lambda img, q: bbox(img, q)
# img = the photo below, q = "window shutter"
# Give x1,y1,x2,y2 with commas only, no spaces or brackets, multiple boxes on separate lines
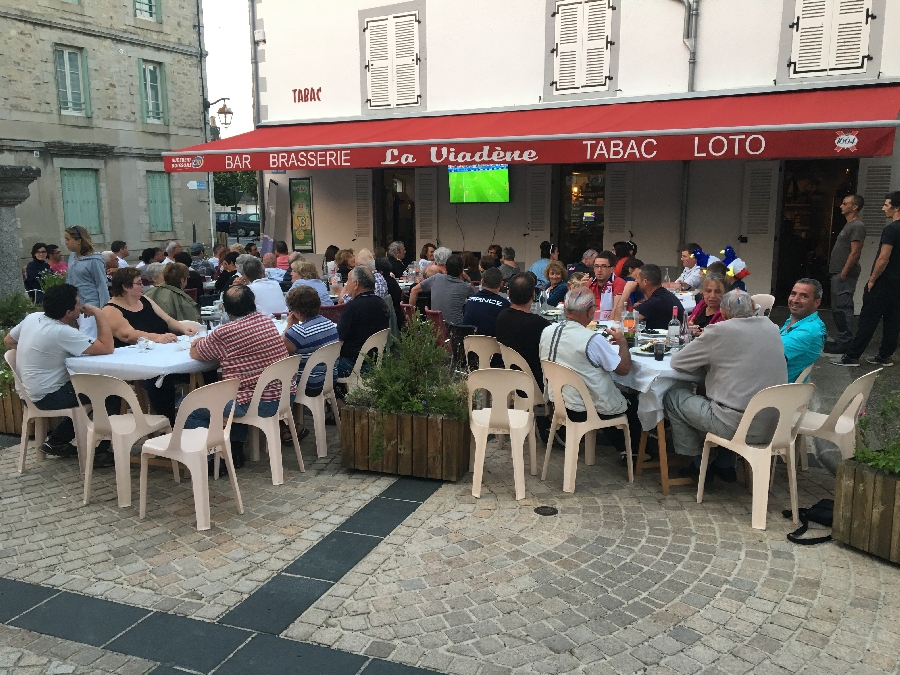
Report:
147,172,174,233
828,0,872,73
858,159,892,237
415,168,437,254
604,165,632,235
158,63,169,125
554,1,581,91
739,160,780,294
526,166,551,237
138,59,148,122
365,17,391,109
81,50,92,118
582,0,610,88
789,0,831,77
60,169,102,235
392,12,420,107
355,171,372,244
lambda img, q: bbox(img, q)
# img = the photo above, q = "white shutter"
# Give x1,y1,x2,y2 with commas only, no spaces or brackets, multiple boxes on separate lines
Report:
740,160,781,294
604,165,632,235
828,0,872,73
582,0,610,89
392,12,420,106
526,166,551,236
854,158,892,307
554,1,581,91
415,168,437,253
365,17,391,109
355,171,373,244
789,0,831,77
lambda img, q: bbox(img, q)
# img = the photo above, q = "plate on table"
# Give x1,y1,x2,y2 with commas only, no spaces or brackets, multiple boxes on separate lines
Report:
630,340,671,357
543,309,562,316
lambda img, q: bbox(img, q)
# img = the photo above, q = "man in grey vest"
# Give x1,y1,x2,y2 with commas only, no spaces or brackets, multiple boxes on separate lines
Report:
824,194,866,354
539,287,641,462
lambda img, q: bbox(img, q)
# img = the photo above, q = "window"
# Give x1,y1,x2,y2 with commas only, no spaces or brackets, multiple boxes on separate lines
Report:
60,169,102,235
55,47,88,115
788,0,875,77
364,11,420,109
146,172,173,233
135,0,160,21
140,60,167,124
552,0,614,93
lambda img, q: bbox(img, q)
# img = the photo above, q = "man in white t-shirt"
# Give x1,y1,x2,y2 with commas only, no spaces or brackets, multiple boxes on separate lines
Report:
233,255,288,315
675,243,702,291
4,284,115,462
111,240,130,267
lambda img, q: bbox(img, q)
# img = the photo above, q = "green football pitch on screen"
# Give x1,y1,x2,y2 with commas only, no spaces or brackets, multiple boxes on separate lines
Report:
448,164,510,203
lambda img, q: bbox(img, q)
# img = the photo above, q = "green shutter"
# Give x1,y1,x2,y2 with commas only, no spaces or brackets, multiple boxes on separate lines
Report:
81,49,92,117
138,58,148,122
156,0,162,23
159,63,169,125
147,172,173,232
60,169,102,235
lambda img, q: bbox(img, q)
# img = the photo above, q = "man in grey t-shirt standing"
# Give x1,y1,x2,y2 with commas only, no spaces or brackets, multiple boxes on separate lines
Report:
824,194,866,354
408,254,474,325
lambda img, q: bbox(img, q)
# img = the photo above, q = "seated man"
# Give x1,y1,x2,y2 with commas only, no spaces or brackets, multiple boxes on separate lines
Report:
634,263,684,330
189,243,215,277
408,254,474,326
496,273,551,391
336,266,390,378
189,285,295,468
3,284,116,466
588,251,626,320
234,255,288,315
675,243,702,291
664,290,787,482
781,278,827,382
567,248,598,279
463,267,508,336
262,252,286,281
539,287,641,460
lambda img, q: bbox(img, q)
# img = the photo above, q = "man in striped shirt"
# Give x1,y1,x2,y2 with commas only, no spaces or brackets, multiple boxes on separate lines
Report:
188,285,296,470
283,285,339,439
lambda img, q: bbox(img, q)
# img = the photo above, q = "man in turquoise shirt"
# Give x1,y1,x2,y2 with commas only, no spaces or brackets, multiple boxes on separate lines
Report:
780,278,827,382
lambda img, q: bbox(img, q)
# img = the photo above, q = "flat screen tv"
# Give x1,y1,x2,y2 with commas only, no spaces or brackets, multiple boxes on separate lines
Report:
448,164,509,203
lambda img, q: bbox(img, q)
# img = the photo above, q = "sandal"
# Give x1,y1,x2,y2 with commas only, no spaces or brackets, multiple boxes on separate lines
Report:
279,421,294,444
297,428,309,443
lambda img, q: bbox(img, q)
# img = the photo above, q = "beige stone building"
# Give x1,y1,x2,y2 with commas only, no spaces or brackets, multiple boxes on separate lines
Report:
0,0,210,265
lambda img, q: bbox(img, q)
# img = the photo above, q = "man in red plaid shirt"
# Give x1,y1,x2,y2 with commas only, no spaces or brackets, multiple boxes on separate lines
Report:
188,285,296,469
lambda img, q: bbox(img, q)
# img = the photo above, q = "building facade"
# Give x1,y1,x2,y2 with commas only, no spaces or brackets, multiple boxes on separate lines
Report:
0,0,211,266
168,0,900,305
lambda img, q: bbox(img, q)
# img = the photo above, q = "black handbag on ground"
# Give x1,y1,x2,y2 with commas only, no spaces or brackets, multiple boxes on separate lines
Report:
782,499,833,545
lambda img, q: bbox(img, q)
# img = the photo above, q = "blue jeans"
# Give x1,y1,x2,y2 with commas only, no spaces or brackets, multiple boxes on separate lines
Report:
33,381,120,445
335,357,354,379
183,397,289,444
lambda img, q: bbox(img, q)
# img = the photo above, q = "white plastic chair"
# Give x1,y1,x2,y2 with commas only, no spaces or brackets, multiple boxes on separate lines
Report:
464,335,501,371
541,360,633,493
336,328,388,392
794,363,814,384
468,369,535,501
295,341,342,458
697,383,814,530
5,350,88,474
795,368,880,470
751,294,775,317
139,379,242,531
70,374,172,507
499,344,544,475
243,354,305,485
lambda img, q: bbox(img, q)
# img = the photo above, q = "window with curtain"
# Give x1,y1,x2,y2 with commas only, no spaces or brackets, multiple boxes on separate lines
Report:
142,61,165,123
55,48,86,115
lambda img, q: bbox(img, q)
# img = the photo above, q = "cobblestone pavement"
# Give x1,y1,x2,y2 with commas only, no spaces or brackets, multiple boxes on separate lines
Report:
1,406,899,674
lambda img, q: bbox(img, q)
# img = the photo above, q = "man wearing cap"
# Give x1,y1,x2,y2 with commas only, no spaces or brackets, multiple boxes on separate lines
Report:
189,243,215,277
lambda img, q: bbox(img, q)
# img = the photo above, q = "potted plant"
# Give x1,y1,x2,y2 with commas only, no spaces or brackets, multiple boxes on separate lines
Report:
341,316,470,480
0,292,35,435
833,383,900,562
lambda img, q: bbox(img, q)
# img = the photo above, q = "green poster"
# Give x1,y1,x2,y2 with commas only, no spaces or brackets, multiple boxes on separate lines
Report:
289,178,314,252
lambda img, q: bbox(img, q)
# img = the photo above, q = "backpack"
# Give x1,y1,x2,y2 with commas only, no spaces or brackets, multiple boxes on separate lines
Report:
782,499,833,545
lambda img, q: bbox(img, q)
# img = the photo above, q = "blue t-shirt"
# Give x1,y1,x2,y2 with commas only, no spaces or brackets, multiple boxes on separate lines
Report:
780,312,826,382
463,290,510,336
285,314,339,391
529,259,550,288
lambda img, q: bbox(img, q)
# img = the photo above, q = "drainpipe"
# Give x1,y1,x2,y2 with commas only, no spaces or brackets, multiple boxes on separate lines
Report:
674,0,699,247
195,0,215,246
249,0,267,242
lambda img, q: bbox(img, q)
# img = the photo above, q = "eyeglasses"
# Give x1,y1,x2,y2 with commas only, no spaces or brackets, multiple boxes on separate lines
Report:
594,264,612,269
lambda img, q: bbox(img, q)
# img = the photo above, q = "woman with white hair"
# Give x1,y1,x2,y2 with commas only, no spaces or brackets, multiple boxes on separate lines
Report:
347,248,387,298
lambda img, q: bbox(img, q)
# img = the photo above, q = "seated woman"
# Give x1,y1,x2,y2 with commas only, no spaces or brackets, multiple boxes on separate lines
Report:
688,274,727,335
215,251,240,293
334,248,355,282
144,262,201,322
282,285,340,441
24,243,51,298
275,240,291,270
290,261,333,306
612,257,644,320
173,251,205,296
462,251,481,284
544,260,569,307
102,267,198,423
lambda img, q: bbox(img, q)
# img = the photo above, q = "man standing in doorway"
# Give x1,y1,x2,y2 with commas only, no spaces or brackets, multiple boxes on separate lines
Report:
824,195,866,354
833,191,900,367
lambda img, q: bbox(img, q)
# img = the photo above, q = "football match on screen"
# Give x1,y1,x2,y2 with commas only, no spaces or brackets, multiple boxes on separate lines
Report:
448,164,510,203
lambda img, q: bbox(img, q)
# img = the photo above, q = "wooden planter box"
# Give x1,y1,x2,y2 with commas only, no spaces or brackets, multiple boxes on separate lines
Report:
340,406,470,481
833,460,900,563
0,382,23,436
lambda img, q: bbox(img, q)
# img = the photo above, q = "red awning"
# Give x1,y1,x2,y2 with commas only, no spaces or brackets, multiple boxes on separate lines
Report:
165,85,900,172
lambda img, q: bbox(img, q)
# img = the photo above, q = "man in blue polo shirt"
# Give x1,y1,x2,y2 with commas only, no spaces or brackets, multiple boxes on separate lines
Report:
780,278,827,382
463,267,508,336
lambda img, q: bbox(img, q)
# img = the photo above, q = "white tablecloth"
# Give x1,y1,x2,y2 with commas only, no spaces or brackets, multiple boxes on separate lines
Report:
675,292,696,312
612,353,703,431
66,338,217,384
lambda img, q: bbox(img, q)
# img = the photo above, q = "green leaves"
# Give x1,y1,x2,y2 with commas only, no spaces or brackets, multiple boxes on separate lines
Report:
854,378,900,476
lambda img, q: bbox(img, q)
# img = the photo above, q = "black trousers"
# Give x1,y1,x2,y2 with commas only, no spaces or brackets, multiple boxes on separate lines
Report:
846,279,900,360
33,382,120,445
565,391,641,455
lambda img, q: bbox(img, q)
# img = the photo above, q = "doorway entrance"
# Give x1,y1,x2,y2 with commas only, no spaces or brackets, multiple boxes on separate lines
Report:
557,165,606,267
374,169,416,260
775,159,859,305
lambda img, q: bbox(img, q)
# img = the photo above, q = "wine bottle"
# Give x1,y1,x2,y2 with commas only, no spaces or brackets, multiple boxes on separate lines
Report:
667,307,680,348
